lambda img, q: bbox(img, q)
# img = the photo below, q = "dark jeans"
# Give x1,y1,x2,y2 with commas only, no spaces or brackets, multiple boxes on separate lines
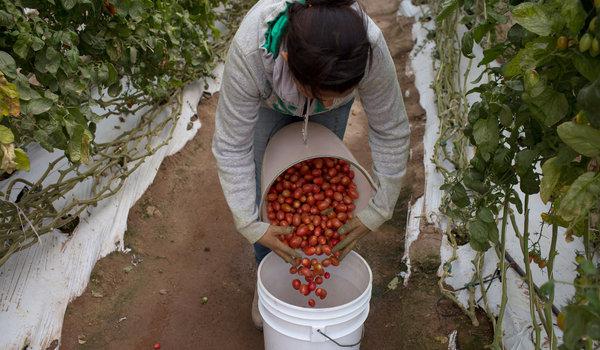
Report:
252,100,353,263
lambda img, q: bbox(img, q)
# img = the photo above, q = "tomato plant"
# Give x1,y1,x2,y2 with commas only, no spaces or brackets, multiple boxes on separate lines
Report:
435,0,600,348
0,0,223,173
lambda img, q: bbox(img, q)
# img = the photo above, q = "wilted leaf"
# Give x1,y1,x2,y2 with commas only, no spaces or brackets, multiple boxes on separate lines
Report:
540,157,562,204
13,148,30,171
557,172,600,222
0,125,14,144
557,122,600,158
512,3,553,36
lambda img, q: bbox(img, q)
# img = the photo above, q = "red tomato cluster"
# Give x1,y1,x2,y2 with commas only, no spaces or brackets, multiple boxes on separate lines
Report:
266,157,359,307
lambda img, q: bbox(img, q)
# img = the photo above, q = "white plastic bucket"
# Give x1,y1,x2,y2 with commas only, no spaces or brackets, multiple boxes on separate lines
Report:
257,251,373,350
259,122,376,219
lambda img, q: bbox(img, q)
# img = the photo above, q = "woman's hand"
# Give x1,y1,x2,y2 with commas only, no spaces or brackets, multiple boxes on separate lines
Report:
332,217,371,261
257,225,303,263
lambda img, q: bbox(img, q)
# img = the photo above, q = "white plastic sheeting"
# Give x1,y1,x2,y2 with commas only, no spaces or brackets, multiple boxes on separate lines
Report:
401,1,583,348
0,65,223,350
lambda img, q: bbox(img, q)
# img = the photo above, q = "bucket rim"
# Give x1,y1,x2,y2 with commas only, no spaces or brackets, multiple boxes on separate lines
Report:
257,250,373,315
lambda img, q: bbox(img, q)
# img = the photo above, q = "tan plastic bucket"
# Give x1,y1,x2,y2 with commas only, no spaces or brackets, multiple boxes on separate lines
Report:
259,122,376,220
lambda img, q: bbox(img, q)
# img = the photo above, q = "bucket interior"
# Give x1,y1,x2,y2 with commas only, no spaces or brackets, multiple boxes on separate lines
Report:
258,251,371,309
260,158,374,221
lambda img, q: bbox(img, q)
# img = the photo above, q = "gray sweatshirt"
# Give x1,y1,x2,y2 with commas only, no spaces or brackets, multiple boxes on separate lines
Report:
212,0,410,244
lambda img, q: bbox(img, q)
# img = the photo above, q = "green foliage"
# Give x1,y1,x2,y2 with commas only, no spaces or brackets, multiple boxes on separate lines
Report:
0,0,223,173
437,0,600,348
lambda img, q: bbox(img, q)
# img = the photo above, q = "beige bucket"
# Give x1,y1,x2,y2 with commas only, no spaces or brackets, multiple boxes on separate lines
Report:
259,122,376,220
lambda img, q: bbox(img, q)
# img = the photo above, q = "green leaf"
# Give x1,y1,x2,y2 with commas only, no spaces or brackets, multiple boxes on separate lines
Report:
16,80,40,101
559,0,586,35
573,53,600,82
13,148,30,171
525,87,569,127
577,79,600,128
461,31,475,58
0,51,17,79
540,157,562,204
451,183,470,208
0,125,15,143
473,117,499,158
477,207,495,223
515,149,538,176
68,125,84,162
473,22,493,43
25,98,53,115
13,35,30,59
479,44,505,66
557,122,600,158
436,0,459,24
61,0,77,10
512,2,553,37
468,218,499,248
557,172,600,221
520,170,540,195
539,280,554,297
563,304,600,348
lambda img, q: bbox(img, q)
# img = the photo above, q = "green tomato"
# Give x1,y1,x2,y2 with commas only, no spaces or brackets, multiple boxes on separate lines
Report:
579,33,593,52
591,38,600,57
590,17,598,33
556,36,569,50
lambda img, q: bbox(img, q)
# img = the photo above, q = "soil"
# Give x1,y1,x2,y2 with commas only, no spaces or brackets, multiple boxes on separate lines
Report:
61,2,493,349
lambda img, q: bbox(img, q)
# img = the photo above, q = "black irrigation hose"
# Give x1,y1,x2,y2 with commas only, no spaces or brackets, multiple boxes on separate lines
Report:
438,253,561,318
504,252,560,317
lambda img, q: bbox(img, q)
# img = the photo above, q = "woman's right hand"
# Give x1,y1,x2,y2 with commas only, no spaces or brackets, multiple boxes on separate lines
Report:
257,225,302,263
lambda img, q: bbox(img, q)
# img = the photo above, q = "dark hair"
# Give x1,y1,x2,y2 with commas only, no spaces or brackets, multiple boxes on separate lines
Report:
285,0,372,98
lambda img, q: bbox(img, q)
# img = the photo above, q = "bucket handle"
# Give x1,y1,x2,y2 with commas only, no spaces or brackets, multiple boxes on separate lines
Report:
316,328,363,348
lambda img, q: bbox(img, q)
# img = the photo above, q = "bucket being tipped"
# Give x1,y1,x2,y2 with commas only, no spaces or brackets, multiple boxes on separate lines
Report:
258,122,375,349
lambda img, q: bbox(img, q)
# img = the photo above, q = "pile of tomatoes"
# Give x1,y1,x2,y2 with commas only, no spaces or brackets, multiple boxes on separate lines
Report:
265,157,359,307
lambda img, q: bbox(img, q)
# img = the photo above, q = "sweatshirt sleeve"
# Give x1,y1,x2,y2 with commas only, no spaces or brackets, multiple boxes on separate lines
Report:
212,42,269,244
356,31,411,232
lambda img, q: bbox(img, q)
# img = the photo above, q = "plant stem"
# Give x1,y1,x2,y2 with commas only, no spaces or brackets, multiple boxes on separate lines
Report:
544,222,559,349
520,195,542,349
492,191,511,349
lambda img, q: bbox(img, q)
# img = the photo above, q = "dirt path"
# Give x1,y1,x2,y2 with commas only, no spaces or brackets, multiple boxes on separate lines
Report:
61,3,492,349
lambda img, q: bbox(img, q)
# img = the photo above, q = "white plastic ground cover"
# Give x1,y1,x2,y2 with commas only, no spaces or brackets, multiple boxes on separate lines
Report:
401,1,584,348
0,64,223,350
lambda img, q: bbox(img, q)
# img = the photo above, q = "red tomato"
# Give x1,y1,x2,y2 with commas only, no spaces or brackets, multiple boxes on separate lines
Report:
322,245,332,256
324,272,331,279
305,246,316,255
333,192,343,202
292,279,301,290
328,168,337,177
318,236,327,245
308,299,316,307
341,176,351,186
300,284,310,296
313,177,324,186
289,236,302,249
315,246,322,255
337,212,348,222
319,288,327,299
292,214,301,226
335,204,347,213
309,236,318,246
302,258,311,268
308,282,317,291
315,276,323,285
154,343,161,350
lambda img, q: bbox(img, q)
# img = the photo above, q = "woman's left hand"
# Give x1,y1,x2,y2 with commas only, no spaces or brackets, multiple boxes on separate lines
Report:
332,217,371,261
